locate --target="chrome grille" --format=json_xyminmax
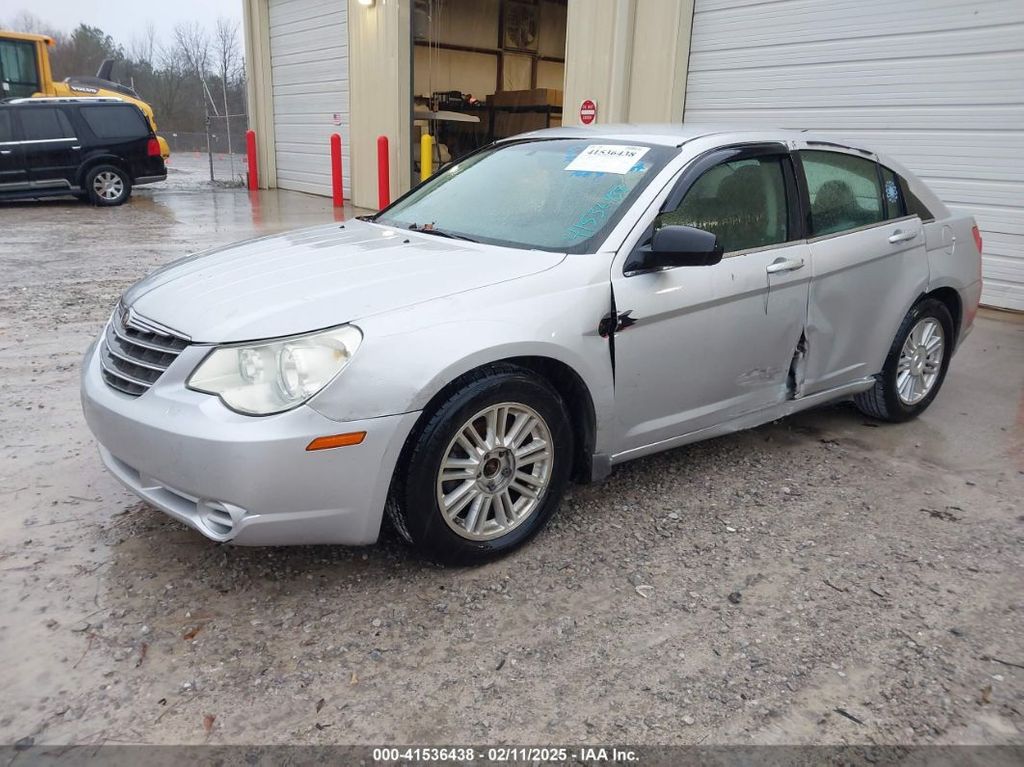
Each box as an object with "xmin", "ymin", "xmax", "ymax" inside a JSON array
[{"xmin": 100, "ymin": 305, "xmax": 189, "ymax": 397}]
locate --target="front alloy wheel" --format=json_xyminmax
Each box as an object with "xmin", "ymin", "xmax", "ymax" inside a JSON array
[
  {"xmin": 387, "ymin": 364, "xmax": 572, "ymax": 563},
  {"xmin": 436, "ymin": 403, "xmax": 553, "ymax": 541}
]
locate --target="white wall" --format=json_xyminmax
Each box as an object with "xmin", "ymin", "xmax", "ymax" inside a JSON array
[
  {"xmin": 348, "ymin": 0, "xmax": 411, "ymax": 208},
  {"xmin": 684, "ymin": 0, "xmax": 1024, "ymax": 310},
  {"xmin": 563, "ymin": 0, "xmax": 694, "ymax": 125}
]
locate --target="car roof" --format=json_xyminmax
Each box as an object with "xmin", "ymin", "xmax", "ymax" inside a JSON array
[{"xmin": 513, "ymin": 122, "xmax": 871, "ymax": 153}]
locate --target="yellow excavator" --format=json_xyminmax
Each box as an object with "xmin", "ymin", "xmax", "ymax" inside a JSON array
[{"xmin": 0, "ymin": 31, "xmax": 170, "ymax": 158}]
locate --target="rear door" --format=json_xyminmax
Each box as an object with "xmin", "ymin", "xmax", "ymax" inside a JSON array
[
  {"xmin": 0, "ymin": 108, "xmax": 28, "ymax": 189},
  {"xmin": 77, "ymin": 104, "xmax": 152, "ymax": 176},
  {"xmin": 610, "ymin": 144, "xmax": 810, "ymax": 456},
  {"xmin": 798, "ymin": 147, "xmax": 929, "ymax": 394},
  {"xmin": 20, "ymin": 105, "xmax": 81, "ymax": 190}
]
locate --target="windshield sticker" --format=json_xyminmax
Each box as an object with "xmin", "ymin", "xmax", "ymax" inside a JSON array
[
  {"xmin": 565, "ymin": 144, "xmax": 650, "ymax": 175},
  {"xmin": 566, "ymin": 182, "xmax": 630, "ymax": 241}
]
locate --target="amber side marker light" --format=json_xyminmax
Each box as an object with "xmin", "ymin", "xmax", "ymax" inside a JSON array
[{"xmin": 306, "ymin": 432, "xmax": 367, "ymax": 451}]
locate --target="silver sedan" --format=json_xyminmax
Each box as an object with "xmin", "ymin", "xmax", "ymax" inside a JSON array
[{"xmin": 81, "ymin": 126, "xmax": 983, "ymax": 562}]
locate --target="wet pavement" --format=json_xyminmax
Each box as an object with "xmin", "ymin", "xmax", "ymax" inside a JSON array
[{"xmin": 0, "ymin": 170, "xmax": 1022, "ymax": 747}]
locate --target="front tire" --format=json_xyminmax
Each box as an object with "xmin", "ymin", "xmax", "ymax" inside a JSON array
[
  {"xmin": 387, "ymin": 365, "xmax": 573, "ymax": 563},
  {"xmin": 854, "ymin": 298, "xmax": 954, "ymax": 422},
  {"xmin": 85, "ymin": 165, "xmax": 132, "ymax": 206}
]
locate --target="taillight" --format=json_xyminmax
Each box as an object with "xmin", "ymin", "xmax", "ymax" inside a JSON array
[
  {"xmin": 147, "ymin": 138, "xmax": 160, "ymax": 157},
  {"xmin": 971, "ymin": 225, "xmax": 983, "ymax": 254}
]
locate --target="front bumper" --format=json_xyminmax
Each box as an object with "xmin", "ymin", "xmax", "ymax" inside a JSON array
[{"xmin": 81, "ymin": 340, "xmax": 419, "ymax": 546}]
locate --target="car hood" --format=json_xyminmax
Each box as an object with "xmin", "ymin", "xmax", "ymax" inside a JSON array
[{"xmin": 123, "ymin": 220, "xmax": 566, "ymax": 343}]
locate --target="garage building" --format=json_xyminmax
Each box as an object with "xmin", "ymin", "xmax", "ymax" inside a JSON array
[{"xmin": 243, "ymin": 0, "xmax": 1024, "ymax": 310}]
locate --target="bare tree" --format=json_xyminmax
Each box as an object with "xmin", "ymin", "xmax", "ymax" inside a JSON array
[
  {"xmin": 153, "ymin": 42, "xmax": 189, "ymax": 125},
  {"xmin": 128, "ymin": 23, "xmax": 158, "ymax": 68},
  {"xmin": 214, "ymin": 17, "xmax": 241, "ymax": 177},
  {"xmin": 172, "ymin": 21, "xmax": 211, "ymax": 82},
  {"xmin": 2, "ymin": 11, "xmax": 61, "ymax": 37}
]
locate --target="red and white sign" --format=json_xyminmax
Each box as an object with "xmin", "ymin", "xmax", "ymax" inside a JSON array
[{"xmin": 579, "ymin": 99, "xmax": 597, "ymax": 125}]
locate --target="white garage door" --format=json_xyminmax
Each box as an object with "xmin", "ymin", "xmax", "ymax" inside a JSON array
[
  {"xmin": 684, "ymin": 0, "xmax": 1024, "ymax": 310},
  {"xmin": 269, "ymin": 0, "xmax": 349, "ymax": 197}
]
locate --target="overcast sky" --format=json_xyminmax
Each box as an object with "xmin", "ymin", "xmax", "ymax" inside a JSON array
[{"xmin": 11, "ymin": 0, "xmax": 244, "ymax": 49}]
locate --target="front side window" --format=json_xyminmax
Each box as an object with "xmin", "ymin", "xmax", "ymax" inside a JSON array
[
  {"xmin": 19, "ymin": 107, "xmax": 75, "ymax": 141},
  {"xmin": 376, "ymin": 139, "xmax": 673, "ymax": 253},
  {"xmin": 0, "ymin": 40, "xmax": 40, "ymax": 99},
  {"xmin": 659, "ymin": 156, "xmax": 790, "ymax": 253},
  {"xmin": 80, "ymin": 105, "xmax": 148, "ymax": 139},
  {"xmin": 801, "ymin": 150, "xmax": 885, "ymax": 236}
]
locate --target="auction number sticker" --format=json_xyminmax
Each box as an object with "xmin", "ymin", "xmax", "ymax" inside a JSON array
[{"xmin": 564, "ymin": 144, "xmax": 650, "ymax": 174}]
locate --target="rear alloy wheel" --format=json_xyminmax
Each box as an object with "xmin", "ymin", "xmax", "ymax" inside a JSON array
[
  {"xmin": 854, "ymin": 298, "xmax": 954, "ymax": 422},
  {"xmin": 86, "ymin": 165, "xmax": 132, "ymax": 206},
  {"xmin": 388, "ymin": 365, "xmax": 572, "ymax": 563}
]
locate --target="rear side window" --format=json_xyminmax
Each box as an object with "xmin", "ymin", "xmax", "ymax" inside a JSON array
[
  {"xmin": 898, "ymin": 176, "xmax": 935, "ymax": 222},
  {"xmin": 20, "ymin": 107, "xmax": 75, "ymax": 140},
  {"xmin": 80, "ymin": 105, "xmax": 148, "ymax": 140},
  {"xmin": 0, "ymin": 110, "xmax": 13, "ymax": 143},
  {"xmin": 801, "ymin": 150, "xmax": 885, "ymax": 236},
  {"xmin": 660, "ymin": 156, "xmax": 790, "ymax": 253}
]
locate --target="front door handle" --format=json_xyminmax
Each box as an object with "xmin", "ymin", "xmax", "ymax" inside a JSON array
[
  {"xmin": 0, "ymin": 149, "xmax": 11, "ymax": 155},
  {"xmin": 766, "ymin": 257, "xmax": 805, "ymax": 274},
  {"xmin": 888, "ymin": 228, "xmax": 918, "ymax": 244}
]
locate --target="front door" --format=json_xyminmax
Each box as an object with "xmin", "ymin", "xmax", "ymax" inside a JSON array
[
  {"xmin": 796, "ymin": 149, "xmax": 930, "ymax": 394},
  {"xmin": 0, "ymin": 108, "xmax": 27, "ymax": 189},
  {"xmin": 610, "ymin": 145, "xmax": 810, "ymax": 457},
  {"xmin": 20, "ymin": 106, "xmax": 80, "ymax": 190}
]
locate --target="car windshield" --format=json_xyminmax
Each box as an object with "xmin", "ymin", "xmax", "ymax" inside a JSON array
[{"xmin": 375, "ymin": 139, "xmax": 674, "ymax": 253}]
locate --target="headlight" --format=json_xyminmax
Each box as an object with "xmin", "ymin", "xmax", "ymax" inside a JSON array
[{"xmin": 188, "ymin": 325, "xmax": 362, "ymax": 415}]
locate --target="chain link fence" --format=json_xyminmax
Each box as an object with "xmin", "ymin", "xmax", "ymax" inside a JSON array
[{"xmin": 162, "ymin": 113, "xmax": 249, "ymax": 187}]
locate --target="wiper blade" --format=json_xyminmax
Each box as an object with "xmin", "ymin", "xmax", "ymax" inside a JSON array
[{"xmin": 408, "ymin": 224, "xmax": 479, "ymax": 243}]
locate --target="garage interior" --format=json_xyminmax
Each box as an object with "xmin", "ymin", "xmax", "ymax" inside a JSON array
[{"xmin": 411, "ymin": 0, "xmax": 566, "ymax": 176}]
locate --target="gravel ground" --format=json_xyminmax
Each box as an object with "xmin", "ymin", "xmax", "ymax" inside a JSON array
[{"xmin": 0, "ymin": 176, "xmax": 1021, "ymax": 747}]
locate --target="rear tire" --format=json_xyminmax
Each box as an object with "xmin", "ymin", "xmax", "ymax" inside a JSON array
[
  {"xmin": 387, "ymin": 364, "xmax": 573, "ymax": 564},
  {"xmin": 854, "ymin": 298, "xmax": 954, "ymax": 422},
  {"xmin": 85, "ymin": 165, "xmax": 132, "ymax": 206}
]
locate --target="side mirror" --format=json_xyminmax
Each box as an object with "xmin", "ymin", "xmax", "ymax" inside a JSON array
[{"xmin": 630, "ymin": 225, "xmax": 724, "ymax": 272}]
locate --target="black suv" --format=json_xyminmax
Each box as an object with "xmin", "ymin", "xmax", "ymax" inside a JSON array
[{"xmin": 0, "ymin": 98, "xmax": 166, "ymax": 206}]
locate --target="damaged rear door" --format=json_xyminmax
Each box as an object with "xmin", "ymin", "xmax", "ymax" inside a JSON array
[{"xmin": 609, "ymin": 144, "xmax": 811, "ymax": 456}]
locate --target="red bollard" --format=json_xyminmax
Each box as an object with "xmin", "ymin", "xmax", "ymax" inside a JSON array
[
  {"xmin": 330, "ymin": 133, "xmax": 344, "ymax": 207},
  {"xmin": 246, "ymin": 130, "xmax": 258, "ymax": 191},
  {"xmin": 377, "ymin": 135, "xmax": 390, "ymax": 209}
]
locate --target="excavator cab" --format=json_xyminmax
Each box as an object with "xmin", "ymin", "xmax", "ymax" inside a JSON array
[{"xmin": 0, "ymin": 33, "xmax": 45, "ymax": 98}]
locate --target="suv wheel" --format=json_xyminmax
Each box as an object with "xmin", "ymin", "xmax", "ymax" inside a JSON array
[
  {"xmin": 387, "ymin": 364, "xmax": 573, "ymax": 563},
  {"xmin": 854, "ymin": 298, "xmax": 954, "ymax": 422},
  {"xmin": 86, "ymin": 165, "xmax": 132, "ymax": 206}
]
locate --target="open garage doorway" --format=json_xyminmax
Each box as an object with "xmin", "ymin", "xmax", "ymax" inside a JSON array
[{"xmin": 411, "ymin": 0, "xmax": 567, "ymax": 180}]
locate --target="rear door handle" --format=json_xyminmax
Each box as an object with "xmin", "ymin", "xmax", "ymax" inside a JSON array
[
  {"xmin": 888, "ymin": 228, "xmax": 918, "ymax": 244},
  {"xmin": 71, "ymin": 146, "xmax": 82, "ymax": 150},
  {"xmin": 766, "ymin": 257, "xmax": 805, "ymax": 274},
  {"xmin": 0, "ymin": 149, "xmax": 11, "ymax": 155}
]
